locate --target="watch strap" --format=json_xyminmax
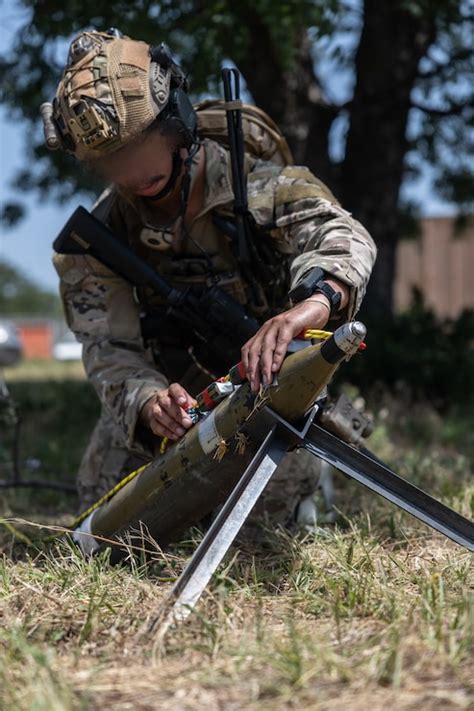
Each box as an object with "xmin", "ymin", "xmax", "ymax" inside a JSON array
[{"xmin": 312, "ymin": 282, "xmax": 342, "ymax": 318}]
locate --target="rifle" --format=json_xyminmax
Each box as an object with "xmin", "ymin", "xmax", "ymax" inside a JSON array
[
  {"xmin": 221, "ymin": 68, "xmax": 274, "ymax": 300},
  {"xmin": 54, "ymin": 206, "xmax": 260, "ymax": 374}
]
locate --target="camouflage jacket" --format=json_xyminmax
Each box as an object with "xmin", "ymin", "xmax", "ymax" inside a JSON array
[{"xmin": 53, "ymin": 139, "xmax": 377, "ymax": 456}]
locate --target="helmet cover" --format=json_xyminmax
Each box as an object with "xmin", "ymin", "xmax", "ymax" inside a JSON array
[{"xmin": 50, "ymin": 31, "xmax": 173, "ymax": 160}]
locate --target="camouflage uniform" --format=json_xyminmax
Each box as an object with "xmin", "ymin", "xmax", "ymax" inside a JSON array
[{"xmin": 54, "ymin": 138, "xmax": 377, "ymax": 519}]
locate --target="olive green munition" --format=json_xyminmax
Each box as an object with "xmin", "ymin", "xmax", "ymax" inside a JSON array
[{"xmin": 73, "ymin": 322, "xmax": 366, "ymax": 557}]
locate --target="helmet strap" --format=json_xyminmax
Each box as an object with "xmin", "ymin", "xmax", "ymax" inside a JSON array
[
  {"xmin": 142, "ymin": 141, "xmax": 215, "ymax": 273},
  {"xmin": 145, "ymin": 149, "xmax": 183, "ymax": 202},
  {"xmin": 143, "ymin": 142, "xmax": 201, "ymax": 239},
  {"xmin": 144, "ymin": 139, "xmax": 200, "ymax": 203}
]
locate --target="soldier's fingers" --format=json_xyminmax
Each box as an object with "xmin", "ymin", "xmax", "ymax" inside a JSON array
[
  {"xmin": 145, "ymin": 401, "xmax": 177, "ymax": 439},
  {"xmin": 241, "ymin": 338, "xmax": 256, "ymax": 379},
  {"xmin": 159, "ymin": 395, "xmax": 193, "ymax": 429},
  {"xmin": 178, "ymin": 409, "xmax": 194, "ymax": 428},
  {"xmin": 140, "ymin": 394, "xmax": 161, "ymax": 429},
  {"xmin": 167, "ymin": 384, "xmax": 195, "ymax": 428},
  {"xmin": 168, "ymin": 382, "xmax": 194, "ymax": 408},
  {"xmin": 271, "ymin": 323, "xmax": 293, "ymax": 372},
  {"xmin": 260, "ymin": 326, "xmax": 279, "ymax": 386},
  {"xmin": 247, "ymin": 332, "xmax": 267, "ymax": 392},
  {"xmin": 241, "ymin": 336, "xmax": 255, "ymax": 375},
  {"xmin": 152, "ymin": 407, "xmax": 186, "ymax": 438},
  {"xmin": 149, "ymin": 419, "xmax": 180, "ymax": 441},
  {"xmin": 155, "ymin": 393, "xmax": 179, "ymax": 419}
]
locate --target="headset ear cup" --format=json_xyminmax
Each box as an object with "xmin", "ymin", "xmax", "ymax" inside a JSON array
[
  {"xmin": 170, "ymin": 64, "xmax": 188, "ymax": 92},
  {"xmin": 150, "ymin": 43, "xmax": 188, "ymax": 91},
  {"xmin": 169, "ymin": 88, "xmax": 197, "ymax": 147}
]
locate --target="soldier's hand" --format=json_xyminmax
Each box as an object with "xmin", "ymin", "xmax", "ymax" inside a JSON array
[
  {"xmin": 140, "ymin": 383, "xmax": 196, "ymax": 441},
  {"xmin": 241, "ymin": 298, "xmax": 332, "ymax": 393}
]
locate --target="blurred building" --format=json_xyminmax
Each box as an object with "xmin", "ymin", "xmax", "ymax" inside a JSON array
[
  {"xmin": 12, "ymin": 318, "xmax": 81, "ymax": 361},
  {"xmin": 15, "ymin": 319, "xmax": 54, "ymax": 359},
  {"xmin": 395, "ymin": 215, "xmax": 474, "ymax": 318}
]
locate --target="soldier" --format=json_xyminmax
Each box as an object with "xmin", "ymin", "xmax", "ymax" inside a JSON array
[{"xmin": 42, "ymin": 30, "xmax": 377, "ymax": 526}]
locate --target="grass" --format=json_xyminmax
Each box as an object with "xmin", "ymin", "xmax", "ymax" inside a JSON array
[
  {"xmin": 1, "ymin": 360, "xmax": 98, "ymax": 483},
  {"xmin": 0, "ymin": 363, "xmax": 473, "ymax": 709},
  {"xmin": 3, "ymin": 359, "xmax": 87, "ymax": 382},
  {"xmin": 1, "ymin": 527, "xmax": 472, "ymax": 709}
]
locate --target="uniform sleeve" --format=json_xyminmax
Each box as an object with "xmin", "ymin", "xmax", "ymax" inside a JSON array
[
  {"xmin": 53, "ymin": 252, "xmax": 168, "ymax": 456},
  {"xmin": 282, "ymin": 198, "xmax": 376, "ymax": 320},
  {"xmin": 247, "ymin": 164, "xmax": 377, "ymax": 321}
]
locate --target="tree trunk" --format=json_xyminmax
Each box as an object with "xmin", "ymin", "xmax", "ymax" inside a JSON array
[
  {"xmin": 236, "ymin": 2, "xmax": 437, "ymax": 319},
  {"xmin": 341, "ymin": 0, "xmax": 436, "ymax": 318},
  {"xmin": 236, "ymin": 14, "xmax": 337, "ymax": 187}
]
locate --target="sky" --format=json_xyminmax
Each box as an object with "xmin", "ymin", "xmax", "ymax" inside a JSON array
[
  {"xmin": 0, "ymin": 0, "xmax": 459, "ymax": 295},
  {"xmin": 0, "ymin": 107, "xmax": 94, "ymax": 293},
  {"xmin": 0, "ymin": 0, "xmax": 93, "ymax": 294}
]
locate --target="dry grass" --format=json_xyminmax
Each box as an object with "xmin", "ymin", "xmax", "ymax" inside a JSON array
[
  {"xmin": 1, "ymin": 489, "xmax": 473, "ymax": 709},
  {"xmin": 3, "ymin": 359, "xmax": 86, "ymax": 382},
  {"xmin": 0, "ymin": 387, "xmax": 473, "ymax": 710}
]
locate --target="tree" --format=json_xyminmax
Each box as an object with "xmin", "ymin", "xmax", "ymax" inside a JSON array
[
  {"xmin": 1, "ymin": 0, "xmax": 472, "ymax": 318},
  {"xmin": 0, "ymin": 260, "xmax": 60, "ymax": 316}
]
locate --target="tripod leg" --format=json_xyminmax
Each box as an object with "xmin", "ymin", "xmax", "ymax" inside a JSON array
[{"xmin": 154, "ymin": 424, "xmax": 291, "ymax": 632}]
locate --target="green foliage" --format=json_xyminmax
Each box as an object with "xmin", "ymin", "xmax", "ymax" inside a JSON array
[
  {"xmin": 342, "ymin": 294, "xmax": 474, "ymax": 410},
  {"xmin": 0, "ymin": 0, "xmax": 338, "ymax": 201},
  {"xmin": 1, "ymin": 0, "xmax": 473, "ymax": 318},
  {"xmin": 435, "ymin": 167, "xmax": 474, "ymax": 212},
  {"xmin": 406, "ymin": 0, "xmax": 473, "ymax": 213},
  {"xmin": 0, "ymin": 0, "xmax": 338, "ymax": 211},
  {"xmin": 1, "ymin": 0, "xmax": 471, "ymax": 219},
  {"xmin": 0, "ymin": 203, "xmax": 25, "ymax": 227},
  {"xmin": 4, "ymin": 379, "xmax": 99, "ymax": 482},
  {"xmin": 0, "ymin": 260, "xmax": 61, "ymax": 316}
]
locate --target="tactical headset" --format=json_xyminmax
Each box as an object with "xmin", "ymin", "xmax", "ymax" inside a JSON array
[{"xmin": 148, "ymin": 42, "xmax": 198, "ymax": 151}]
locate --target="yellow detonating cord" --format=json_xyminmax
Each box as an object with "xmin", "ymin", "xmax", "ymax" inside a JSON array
[
  {"xmin": 302, "ymin": 329, "xmax": 333, "ymax": 340},
  {"xmin": 72, "ymin": 463, "xmax": 150, "ymax": 528}
]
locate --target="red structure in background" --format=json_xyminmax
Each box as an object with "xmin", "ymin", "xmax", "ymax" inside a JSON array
[{"xmin": 16, "ymin": 322, "xmax": 54, "ymax": 359}]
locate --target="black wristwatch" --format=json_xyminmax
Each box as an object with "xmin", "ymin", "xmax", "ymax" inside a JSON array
[
  {"xmin": 310, "ymin": 281, "xmax": 342, "ymax": 318},
  {"xmin": 288, "ymin": 267, "xmax": 342, "ymax": 318}
]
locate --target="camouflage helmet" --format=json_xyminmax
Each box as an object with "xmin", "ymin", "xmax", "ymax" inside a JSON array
[{"xmin": 41, "ymin": 29, "xmax": 197, "ymax": 160}]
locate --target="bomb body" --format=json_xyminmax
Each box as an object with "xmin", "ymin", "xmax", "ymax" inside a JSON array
[{"xmin": 74, "ymin": 322, "xmax": 366, "ymax": 557}]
